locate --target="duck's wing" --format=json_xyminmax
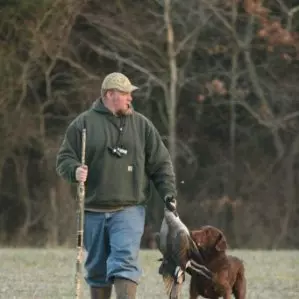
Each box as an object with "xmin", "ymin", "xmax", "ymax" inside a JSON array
[
  {"xmin": 170, "ymin": 229, "xmax": 192, "ymax": 268},
  {"xmin": 157, "ymin": 216, "xmax": 168, "ymax": 255}
]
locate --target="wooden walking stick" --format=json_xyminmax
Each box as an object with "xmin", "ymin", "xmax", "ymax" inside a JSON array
[{"xmin": 75, "ymin": 128, "xmax": 86, "ymax": 299}]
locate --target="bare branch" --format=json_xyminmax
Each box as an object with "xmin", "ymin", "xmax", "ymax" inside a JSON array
[
  {"xmin": 287, "ymin": 5, "xmax": 299, "ymax": 31},
  {"xmin": 79, "ymin": 35, "xmax": 166, "ymax": 90}
]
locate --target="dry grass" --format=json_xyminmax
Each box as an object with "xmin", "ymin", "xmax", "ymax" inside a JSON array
[{"xmin": 0, "ymin": 249, "xmax": 298, "ymax": 298}]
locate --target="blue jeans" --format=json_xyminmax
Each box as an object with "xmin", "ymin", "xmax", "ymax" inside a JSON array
[{"xmin": 83, "ymin": 206, "xmax": 145, "ymax": 287}]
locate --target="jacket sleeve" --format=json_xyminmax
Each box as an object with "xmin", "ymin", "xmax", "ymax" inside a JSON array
[
  {"xmin": 56, "ymin": 120, "xmax": 82, "ymax": 183},
  {"xmin": 145, "ymin": 121, "xmax": 177, "ymax": 200}
]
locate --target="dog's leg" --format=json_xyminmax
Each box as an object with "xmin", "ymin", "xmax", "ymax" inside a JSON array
[
  {"xmin": 232, "ymin": 270, "xmax": 246, "ymax": 299},
  {"xmin": 215, "ymin": 275, "xmax": 232, "ymax": 299},
  {"xmin": 189, "ymin": 276, "xmax": 198, "ymax": 299}
]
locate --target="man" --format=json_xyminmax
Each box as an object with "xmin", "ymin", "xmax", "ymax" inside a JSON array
[{"xmin": 56, "ymin": 72, "xmax": 177, "ymax": 299}]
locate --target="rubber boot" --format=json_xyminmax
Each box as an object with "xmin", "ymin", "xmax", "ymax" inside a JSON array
[
  {"xmin": 90, "ymin": 286, "xmax": 112, "ymax": 299},
  {"xmin": 114, "ymin": 278, "xmax": 137, "ymax": 299}
]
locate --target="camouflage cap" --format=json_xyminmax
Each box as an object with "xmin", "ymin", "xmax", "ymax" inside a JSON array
[{"xmin": 101, "ymin": 72, "xmax": 138, "ymax": 93}]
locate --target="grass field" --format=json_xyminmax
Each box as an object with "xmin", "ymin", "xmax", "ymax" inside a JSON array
[{"xmin": 0, "ymin": 249, "xmax": 298, "ymax": 298}]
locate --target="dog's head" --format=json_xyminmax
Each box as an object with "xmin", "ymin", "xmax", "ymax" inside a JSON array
[{"xmin": 190, "ymin": 225, "xmax": 228, "ymax": 252}]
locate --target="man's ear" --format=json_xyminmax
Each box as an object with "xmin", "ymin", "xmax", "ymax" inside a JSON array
[{"xmin": 215, "ymin": 233, "xmax": 228, "ymax": 251}]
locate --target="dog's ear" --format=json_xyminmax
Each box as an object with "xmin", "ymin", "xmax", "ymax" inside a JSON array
[{"xmin": 215, "ymin": 233, "xmax": 227, "ymax": 251}]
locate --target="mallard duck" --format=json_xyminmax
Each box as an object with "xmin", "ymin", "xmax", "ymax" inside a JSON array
[{"xmin": 156, "ymin": 205, "xmax": 213, "ymax": 299}]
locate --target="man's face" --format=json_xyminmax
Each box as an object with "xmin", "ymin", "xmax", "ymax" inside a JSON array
[{"xmin": 109, "ymin": 89, "xmax": 133, "ymax": 115}]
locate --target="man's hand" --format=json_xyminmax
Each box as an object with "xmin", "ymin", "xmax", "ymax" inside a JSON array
[
  {"xmin": 164, "ymin": 195, "xmax": 177, "ymax": 212},
  {"xmin": 75, "ymin": 165, "xmax": 88, "ymax": 182}
]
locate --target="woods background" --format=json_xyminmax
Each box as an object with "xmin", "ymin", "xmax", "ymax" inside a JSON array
[{"xmin": 0, "ymin": 0, "xmax": 299, "ymax": 249}]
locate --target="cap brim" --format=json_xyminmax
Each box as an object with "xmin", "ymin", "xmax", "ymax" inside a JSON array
[{"xmin": 129, "ymin": 85, "xmax": 139, "ymax": 92}]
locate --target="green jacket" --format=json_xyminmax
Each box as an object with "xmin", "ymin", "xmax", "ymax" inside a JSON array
[{"xmin": 56, "ymin": 100, "xmax": 177, "ymax": 209}]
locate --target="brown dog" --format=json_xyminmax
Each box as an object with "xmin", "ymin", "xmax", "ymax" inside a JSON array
[{"xmin": 189, "ymin": 225, "xmax": 246, "ymax": 299}]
